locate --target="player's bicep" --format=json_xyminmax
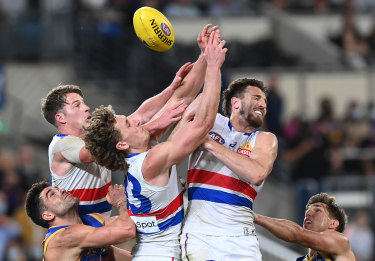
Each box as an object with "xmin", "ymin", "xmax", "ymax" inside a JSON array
[
  {"xmin": 252, "ymin": 133, "xmax": 278, "ymax": 170},
  {"xmin": 53, "ymin": 136, "xmax": 91, "ymax": 164},
  {"xmin": 299, "ymin": 230, "xmax": 345, "ymax": 254},
  {"xmin": 68, "ymin": 224, "xmax": 129, "ymax": 249}
]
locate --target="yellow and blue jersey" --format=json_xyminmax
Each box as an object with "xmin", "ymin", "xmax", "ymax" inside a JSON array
[
  {"xmin": 296, "ymin": 251, "xmax": 333, "ymax": 261},
  {"xmin": 43, "ymin": 214, "xmax": 110, "ymax": 261}
]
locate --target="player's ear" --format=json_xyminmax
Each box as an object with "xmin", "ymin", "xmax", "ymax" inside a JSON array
[
  {"xmin": 329, "ymin": 219, "xmax": 339, "ymax": 230},
  {"xmin": 55, "ymin": 112, "xmax": 66, "ymax": 124},
  {"xmin": 42, "ymin": 210, "xmax": 55, "ymax": 223},
  {"xmin": 231, "ymin": 97, "xmax": 241, "ymax": 111},
  {"xmin": 116, "ymin": 141, "xmax": 129, "ymax": 151}
]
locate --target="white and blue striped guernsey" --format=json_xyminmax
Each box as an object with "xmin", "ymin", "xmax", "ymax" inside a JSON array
[
  {"xmin": 125, "ymin": 152, "xmax": 184, "ymax": 258},
  {"xmin": 182, "ymin": 113, "xmax": 263, "ymax": 236}
]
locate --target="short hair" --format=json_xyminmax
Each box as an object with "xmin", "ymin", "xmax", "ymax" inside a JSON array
[
  {"xmin": 306, "ymin": 193, "xmax": 348, "ymax": 232},
  {"xmin": 25, "ymin": 181, "xmax": 50, "ymax": 228},
  {"xmin": 222, "ymin": 78, "xmax": 268, "ymax": 117},
  {"xmin": 41, "ymin": 85, "xmax": 83, "ymax": 127},
  {"xmin": 83, "ymin": 105, "xmax": 129, "ymax": 171}
]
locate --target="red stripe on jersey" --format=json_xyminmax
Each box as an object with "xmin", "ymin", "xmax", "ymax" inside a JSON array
[
  {"xmin": 188, "ymin": 169, "xmax": 257, "ymax": 200},
  {"xmin": 69, "ymin": 182, "xmax": 112, "ymax": 201},
  {"xmin": 128, "ymin": 192, "xmax": 183, "ymax": 220}
]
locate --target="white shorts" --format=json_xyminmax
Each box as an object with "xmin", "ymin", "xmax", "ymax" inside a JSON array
[
  {"xmin": 180, "ymin": 232, "xmax": 262, "ymax": 261},
  {"xmin": 132, "ymin": 256, "xmax": 181, "ymax": 261}
]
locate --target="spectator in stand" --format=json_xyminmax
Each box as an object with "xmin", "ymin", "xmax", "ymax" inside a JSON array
[
  {"xmin": 344, "ymin": 211, "xmax": 374, "ymax": 261},
  {"xmin": 0, "ymin": 150, "xmax": 25, "ymax": 216},
  {"xmin": 16, "ymin": 145, "xmax": 42, "ymax": 191},
  {"xmin": 265, "ymin": 75, "xmax": 283, "ymax": 136},
  {"xmin": 0, "ymin": 191, "xmax": 22, "ymax": 261}
]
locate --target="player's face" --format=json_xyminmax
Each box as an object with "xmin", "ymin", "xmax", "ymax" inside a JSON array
[
  {"xmin": 239, "ymin": 86, "xmax": 267, "ymax": 128},
  {"xmin": 60, "ymin": 93, "xmax": 91, "ymax": 129},
  {"xmin": 303, "ymin": 203, "xmax": 333, "ymax": 232},
  {"xmin": 115, "ymin": 115, "xmax": 150, "ymax": 149},
  {"xmin": 40, "ymin": 186, "xmax": 79, "ymax": 216}
]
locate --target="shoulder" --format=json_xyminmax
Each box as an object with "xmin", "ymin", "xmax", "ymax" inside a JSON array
[
  {"xmin": 54, "ymin": 135, "xmax": 85, "ymax": 150},
  {"xmin": 256, "ymin": 131, "xmax": 278, "ymax": 144}
]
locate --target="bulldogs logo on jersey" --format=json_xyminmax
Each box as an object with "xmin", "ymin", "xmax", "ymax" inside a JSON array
[
  {"xmin": 209, "ymin": 131, "xmax": 225, "ymax": 144},
  {"xmin": 237, "ymin": 142, "xmax": 252, "ymax": 157}
]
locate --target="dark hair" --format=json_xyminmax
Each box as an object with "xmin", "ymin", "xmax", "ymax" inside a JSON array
[
  {"xmin": 222, "ymin": 78, "xmax": 268, "ymax": 117},
  {"xmin": 41, "ymin": 85, "xmax": 83, "ymax": 127},
  {"xmin": 307, "ymin": 193, "xmax": 348, "ymax": 232},
  {"xmin": 83, "ymin": 105, "xmax": 129, "ymax": 171},
  {"xmin": 25, "ymin": 181, "xmax": 50, "ymax": 228}
]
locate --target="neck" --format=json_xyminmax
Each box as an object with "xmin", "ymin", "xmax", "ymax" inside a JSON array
[
  {"xmin": 229, "ymin": 115, "xmax": 255, "ymax": 133},
  {"xmin": 50, "ymin": 208, "xmax": 83, "ymax": 227},
  {"xmin": 58, "ymin": 126, "xmax": 83, "ymax": 138}
]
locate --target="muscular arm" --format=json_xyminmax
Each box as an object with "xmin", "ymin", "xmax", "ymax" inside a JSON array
[
  {"xmin": 45, "ymin": 185, "xmax": 135, "ymax": 260},
  {"xmin": 254, "ymin": 213, "xmax": 353, "ymax": 259},
  {"xmin": 144, "ymin": 24, "xmax": 220, "ymax": 137},
  {"xmin": 51, "ymin": 136, "xmax": 95, "ymax": 176},
  {"xmin": 128, "ymin": 62, "xmax": 193, "ymax": 126},
  {"xmin": 203, "ymin": 131, "xmax": 278, "ymax": 185},
  {"xmin": 142, "ymin": 31, "xmax": 227, "ymax": 186}
]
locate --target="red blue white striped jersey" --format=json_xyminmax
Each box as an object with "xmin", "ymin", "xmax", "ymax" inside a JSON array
[
  {"xmin": 125, "ymin": 152, "xmax": 184, "ymax": 258},
  {"xmin": 49, "ymin": 135, "xmax": 112, "ymax": 216},
  {"xmin": 182, "ymin": 113, "xmax": 263, "ymax": 236}
]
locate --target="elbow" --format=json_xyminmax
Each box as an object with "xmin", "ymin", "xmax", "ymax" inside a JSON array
[
  {"xmin": 121, "ymin": 221, "xmax": 136, "ymax": 241},
  {"xmin": 249, "ymin": 172, "xmax": 267, "ymax": 186}
]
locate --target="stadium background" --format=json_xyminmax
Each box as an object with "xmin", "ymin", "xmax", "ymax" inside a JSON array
[{"xmin": 0, "ymin": 0, "xmax": 375, "ymax": 260}]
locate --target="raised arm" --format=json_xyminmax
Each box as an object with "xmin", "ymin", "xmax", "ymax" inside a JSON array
[
  {"xmin": 142, "ymin": 31, "xmax": 227, "ymax": 184},
  {"xmin": 254, "ymin": 213, "xmax": 352, "ymax": 258},
  {"xmin": 71, "ymin": 185, "xmax": 135, "ymax": 248},
  {"xmin": 145, "ymin": 24, "xmax": 220, "ymax": 134},
  {"xmin": 128, "ymin": 62, "xmax": 193, "ymax": 125},
  {"xmin": 203, "ymin": 131, "xmax": 278, "ymax": 185}
]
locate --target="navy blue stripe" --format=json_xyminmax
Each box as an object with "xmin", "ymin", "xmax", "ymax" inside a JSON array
[
  {"xmin": 126, "ymin": 153, "xmax": 140, "ymax": 159},
  {"xmin": 227, "ymin": 121, "xmax": 256, "ymax": 136},
  {"xmin": 188, "ymin": 187, "xmax": 253, "ymax": 209},
  {"xmin": 80, "ymin": 214, "xmax": 103, "ymax": 228},
  {"xmin": 139, "ymin": 208, "xmax": 184, "ymax": 235},
  {"xmin": 56, "ymin": 134, "xmax": 68, "ymax": 137},
  {"xmin": 46, "ymin": 226, "xmax": 68, "ymax": 237},
  {"xmin": 78, "ymin": 201, "xmax": 112, "ymax": 215}
]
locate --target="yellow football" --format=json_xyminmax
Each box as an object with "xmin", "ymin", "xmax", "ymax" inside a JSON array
[{"xmin": 133, "ymin": 7, "xmax": 175, "ymax": 52}]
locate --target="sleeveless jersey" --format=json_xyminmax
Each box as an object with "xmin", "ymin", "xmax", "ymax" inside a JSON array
[
  {"xmin": 125, "ymin": 152, "xmax": 184, "ymax": 258},
  {"xmin": 182, "ymin": 113, "xmax": 263, "ymax": 236},
  {"xmin": 49, "ymin": 134, "xmax": 112, "ymax": 216},
  {"xmin": 43, "ymin": 214, "xmax": 110, "ymax": 261},
  {"xmin": 296, "ymin": 252, "xmax": 332, "ymax": 261}
]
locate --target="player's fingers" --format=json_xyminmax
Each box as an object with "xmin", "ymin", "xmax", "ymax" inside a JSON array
[
  {"xmin": 208, "ymin": 25, "xmax": 219, "ymax": 34},
  {"xmin": 202, "ymin": 24, "xmax": 212, "ymax": 35}
]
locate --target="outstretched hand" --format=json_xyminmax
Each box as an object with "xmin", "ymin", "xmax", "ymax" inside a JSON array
[
  {"xmin": 198, "ymin": 24, "xmax": 220, "ymax": 53},
  {"xmin": 153, "ymin": 100, "xmax": 188, "ymax": 129},
  {"xmin": 203, "ymin": 30, "xmax": 227, "ymax": 68},
  {"xmin": 106, "ymin": 184, "xmax": 127, "ymax": 209}
]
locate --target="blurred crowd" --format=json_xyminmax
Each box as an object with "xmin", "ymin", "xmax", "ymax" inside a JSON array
[
  {"xmin": 0, "ymin": 145, "xmax": 44, "ymax": 261},
  {"xmin": 0, "ymin": 0, "xmax": 375, "ymax": 260},
  {"xmin": 264, "ymin": 75, "xmax": 375, "ymax": 260}
]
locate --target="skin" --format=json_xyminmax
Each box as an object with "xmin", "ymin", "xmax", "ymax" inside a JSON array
[
  {"xmin": 50, "ymin": 64, "xmax": 193, "ymax": 176},
  {"xmin": 51, "ymin": 24, "xmax": 220, "ymax": 178},
  {"xmin": 115, "ymin": 30, "xmax": 227, "ymax": 188},
  {"xmin": 41, "ymin": 184, "xmax": 136, "ymax": 261},
  {"xmin": 203, "ymin": 86, "xmax": 278, "ymax": 186},
  {"xmin": 254, "ymin": 203, "xmax": 356, "ymax": 261}
]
